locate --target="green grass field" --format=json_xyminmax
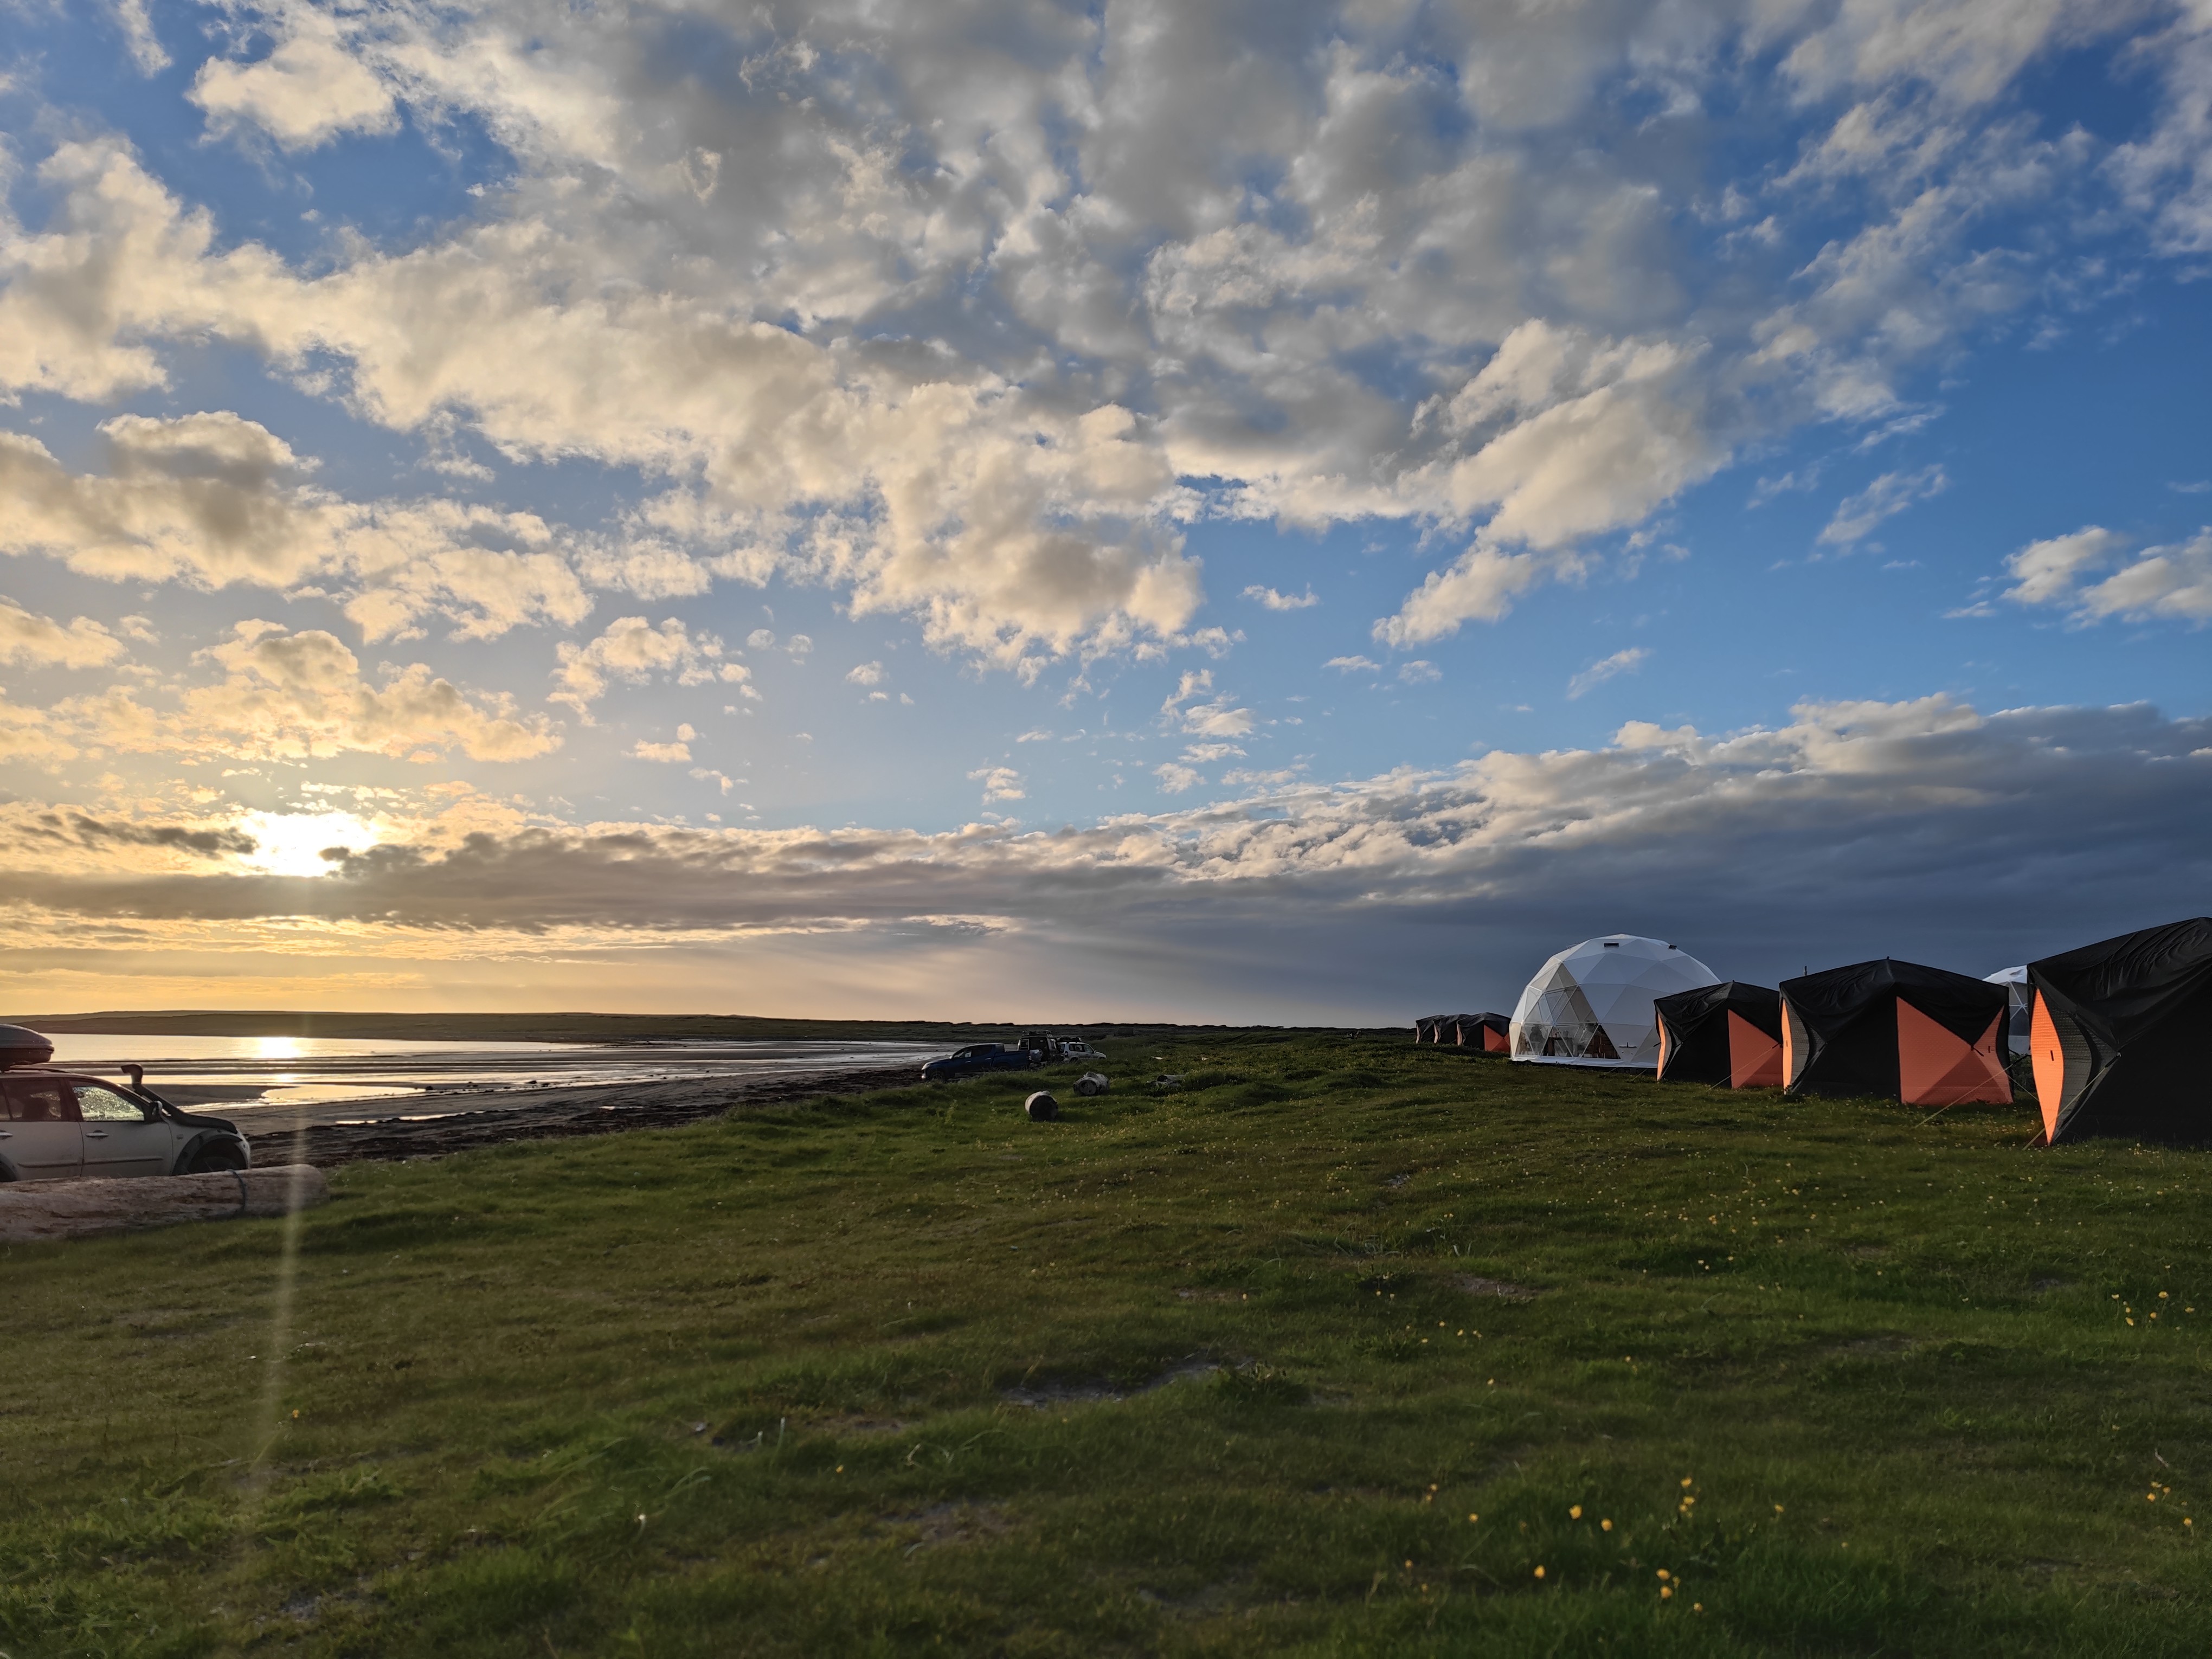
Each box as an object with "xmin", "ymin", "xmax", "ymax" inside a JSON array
[{"xmin": 6, "ymin": 1030, "xmax": 2209, "ymax": 1656}]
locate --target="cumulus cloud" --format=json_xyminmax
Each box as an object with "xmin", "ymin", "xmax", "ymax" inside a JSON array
[
  {"xmin": 845, "ymin": 661, "xmax": 885, "ymax": 686},
  {"xmin": 1818, "ymin": 465, "xmax": 1949, "ymax": 548},
  {"xmin": 1244, "ymin": 584, "xmax": 1318, "ymax": 610},
  {"xmin": 2005, "ymin": 525, "xmax": 2212, "ymax": 624},
  {"xmin": 1376, "ymin": 541, "xmax": 1567, "ymax": 645},
  {"xmin": 1397, "ymin": 660, "xmax": 1441, "ymax": 685},
  {"xmin": 1153, "ymin": 762, "xmax": 1203, "ymax": 794},
  {"xmin": 969, "ymin": 766, "xmax": 1024, "ymax": 803},
  {"xmin": 53, "ymin": 621, "xmax": 561, "ymax": 763},
  {"xmin": 0, "ymin": 414, "xmax": 593, "ymax": 642},
  {"xmin": 634, "ymin": 724, "xmax": 696, "ymax": 763},
  {"xmin": 1567, "ymin": 647, "xmax": 1652, "ymax": 699},
  {"xmin": 3, "ymin": 0, "xmax": 2178, "ymax": 665},
  {"xmin": 1324, "ymin": 655, "xmax": 1379, "ymax": 673},
  {"xmin": 0, "ymin": 601, "xmax": 126, "ymax": 670},
  {"xmin": 551, "ymin": 616, "xmax": 751, "ymax": 714},
  {"xmin": 190, "ymin": 4, "xmax": 400, "ymax": 150}
]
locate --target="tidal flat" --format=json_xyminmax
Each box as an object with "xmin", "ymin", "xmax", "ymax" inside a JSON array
[{"xmin": 4, "ymin": 1029, "xmax": 2208, "ymax": 1655}]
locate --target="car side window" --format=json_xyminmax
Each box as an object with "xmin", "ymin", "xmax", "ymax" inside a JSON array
[
  {"xmin": 75, "ymin": 1085, "xmax": 149, "ymax": 1123},
  {"xmin": 4, "ymin": 1079, "xmax": 80, "ymax": 1123}
]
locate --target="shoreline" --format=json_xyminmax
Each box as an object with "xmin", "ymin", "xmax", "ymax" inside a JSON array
[{"xmin": 242, "ymin": 1061, "xmax": 929, "ymax": 1167}]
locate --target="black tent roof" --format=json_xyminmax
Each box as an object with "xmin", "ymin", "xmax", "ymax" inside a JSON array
[
  {"xmin": 2028, "ymin": 917, "xmax": 2212, "ymax": 1144},
  {"xmin": 1652, "ymin": 982, "xmax": 1780, "ymax": 1085},
  {"xmin": 1779, "ymin": 959, "xmax": 2009, "ymax": 1103}
]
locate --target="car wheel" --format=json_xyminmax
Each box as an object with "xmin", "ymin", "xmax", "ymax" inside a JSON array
[{"xmin": 185, "ymin": 1140, "xmax": 247, "ymax": 1175}]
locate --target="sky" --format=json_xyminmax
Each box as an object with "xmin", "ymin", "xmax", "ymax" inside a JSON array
[{"xmin": 0, "ymin": 0, "xmax": 2207, "ymax": 1023}]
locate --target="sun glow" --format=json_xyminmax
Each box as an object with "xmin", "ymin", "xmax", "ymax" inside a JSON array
[{"xmin": 236, "ymin": 811, "xmax": 381, "ymax": 878}]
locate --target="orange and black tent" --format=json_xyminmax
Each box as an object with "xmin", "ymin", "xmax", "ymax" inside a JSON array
[
  {"xmin": 1652, "ymin": 982, "xmax": 1784, "ymax": 1087},
  {"xmin": 1448, "ymin": 1012, "xmax": 1513, "ymax": 1054},
  {"xmin": 1779, "ymin": 959, "xmax": 2011, "ymax": 1106},
  {"xmin": 2028, "ymin": 917, "xmax": 2212, "ymax": 1145}
]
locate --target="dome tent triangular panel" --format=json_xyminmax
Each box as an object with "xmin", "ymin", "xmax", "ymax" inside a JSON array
[
  {"xmin": 1510, "ymin": 936, "xmax": 1719, "ymax": 1068},
  {"xmin": 1778, "ymin": 959, "xmax": 2011, "ymax": 1107},
  {"xmin": 2027, "ymin": 917, "xmax": 2212, "ymax": 1145}
]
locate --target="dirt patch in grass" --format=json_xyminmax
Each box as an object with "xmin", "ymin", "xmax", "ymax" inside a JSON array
[
  {"xmin": 1457, "ymin": 1275, "xmax": 1540, "ymax": 1299},
  {"xmin": 885, "ymin": 1502, "xmax": 1012, "ymax": 1552},
  {"xmin": 1000, "ymin": 1354, "xmax": 1227, "ymax": 1407}
]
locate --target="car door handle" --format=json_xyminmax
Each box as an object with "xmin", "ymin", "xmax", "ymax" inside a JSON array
[{"xmin": 85, "ymin": 1130, "xmax": 110, "ymax": 1139}]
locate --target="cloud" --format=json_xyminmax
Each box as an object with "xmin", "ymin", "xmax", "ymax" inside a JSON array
[
  {"xmin": 1818, "ymin": 466, "xmax": 1950, "ymax": 548},
  {"xmin": 54, "ymin": 621, "xmax": 562, "ymax": 763},
  {"xmin": 0, "ymin": 414, "xmax": 594, "ymax": 642},
  {"xmin": 190, "ymin": 4, "xmax": 400, "ymax": 150},
  {"xmin": 1154, "ymin": 762, "xmax": 1203, "ymax": 794},
  {"xmin": 1324, "ymin": 655, "xmax": 1379, "ymax": 673},
  {"xmin": 107, "ymin": 0, "xmax": 169, "ymax": 74},
  {"xmin": 2004, "ymin": 525, "xmax": 2212, "ymax": 624},
  {"xmin": 1567, "ymin": 647, "xmax": 1652, "ymax": 699},
  {"xmin": 845, "ymin": 661, "xmax": 885, "ymax": 686},
  {"xmin": 1, "ymin": 0, "xmax": 2167, "ymax": 668},
  {"xmin": 5, "ymin": 695, "xmax": 2205, "ymax": 1020},
  {"xmin": 1376, "ymin": 541, "xmax": 1566, "ymax": 645},
  {"xmin": 1244, "ymin": 584, "xmax": 1319, "ymax": 610},
  {"xmin": 552, "ymin": 617, "xmax": 751, "ymax": 714},
  {"xmin": 1157, "ymin": 668, "xmax": 1253, "ymax": 737},
  {"xmin": 969, "ymin": 766, "xmax": 1024, "ymax": 803},
  {"xmin": 634, "ymin": 728, "xmax": 695, "ymax": 763},
  {"xmin": 1397, "ymin": 660, "xmax": 1441, "ymax": 685},
  {"xmin": 0, "ymin": 602, "xmax": 125, "ymax": 670}
]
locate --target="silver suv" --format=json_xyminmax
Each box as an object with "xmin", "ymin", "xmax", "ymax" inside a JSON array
[{"xmin": 1, "ymin": 1028, "xmax": 252, "ymax": 1182}]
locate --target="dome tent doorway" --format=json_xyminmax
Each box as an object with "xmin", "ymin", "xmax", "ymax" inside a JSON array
[
  {"xmin": 1779, "ymin": 959, "xmax": 2011, "ymax": 1107},
  {"xmin": 1510, "ymin": 936, "xmax": 1718, "ymax": 1069},
  {"xmin": 1653, "ymin": 982, "xmax": 1785, "ymax": 1087},
  {"xmin": 2028, "ymin": 917, "xmax": 2212, "ymax": 1146}
]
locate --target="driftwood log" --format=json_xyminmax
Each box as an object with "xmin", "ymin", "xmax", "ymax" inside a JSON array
[{"xmin": 0, "ymin": 1165, "xmax": 329, "ymax": 1244}]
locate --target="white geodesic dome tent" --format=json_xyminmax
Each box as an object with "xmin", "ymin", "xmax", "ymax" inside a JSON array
[
  {"xmin": 1510, "ymin": 935, "xmax": 1719, "ymax": 1068},
  {"xmin": 1984, "ymin": 966, "xmax": 2031, "ymax": 1056}
]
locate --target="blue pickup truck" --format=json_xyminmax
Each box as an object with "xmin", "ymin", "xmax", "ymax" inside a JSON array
[{"xmin": 918, "ymin": 1043, "xmax": 1038, "ymax": 1082}]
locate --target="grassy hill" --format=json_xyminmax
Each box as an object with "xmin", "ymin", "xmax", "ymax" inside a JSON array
[{"xmin": 5, "ymin": 1030, "xmax": 2208, "ymax": 1655}]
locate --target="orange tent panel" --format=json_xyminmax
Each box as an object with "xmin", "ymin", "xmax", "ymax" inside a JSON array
[
  {"xmin": 1483, "ymin": 1024, "xmax": 1509, "ymax": 1053},
  {"xmin": 1895, "ymin": 1000, "xmax": 2011, "ymax": 1107},
  {"xmin": 2030, "ymin": 990, "xmax": 2065, "ymax": 1143},
  {"xmin": 1726, "ymin": 1009, "xmax": 1784, "ymax": 1089}
]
